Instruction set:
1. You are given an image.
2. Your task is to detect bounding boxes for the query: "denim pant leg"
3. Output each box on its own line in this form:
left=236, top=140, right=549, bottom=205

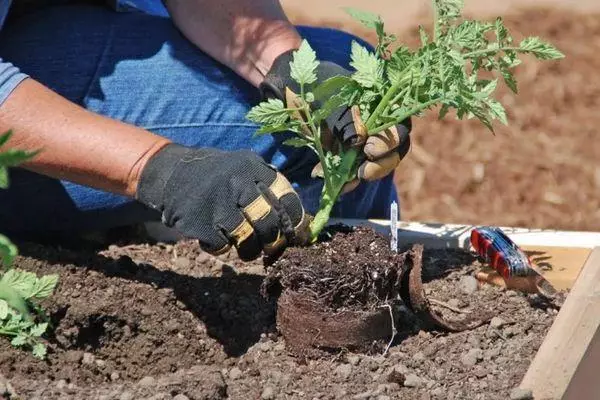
left=0, top=4, right=397, bottom=234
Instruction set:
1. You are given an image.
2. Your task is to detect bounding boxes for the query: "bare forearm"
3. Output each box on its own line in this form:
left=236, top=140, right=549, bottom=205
left=164, top=0, right=302, bottom=87
left=0, top=78, right=171, bottom=197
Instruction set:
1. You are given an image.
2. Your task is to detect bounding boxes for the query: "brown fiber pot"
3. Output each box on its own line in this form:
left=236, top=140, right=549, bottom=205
left=276, top=290, right=393, bottom=357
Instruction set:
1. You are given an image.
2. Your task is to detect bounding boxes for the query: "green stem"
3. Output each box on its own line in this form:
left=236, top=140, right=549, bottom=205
left=303, top=101, right=335, bottom=197
left=433, top=0, right=440, bottom=41
left=368, top=98, right=442, bottom=134
left=313, top=127, right=334, bottom=196
left=463, top=46, right=523, bottom=58
left=0, top=328, right=18, bottom=337
left=365, top=64, right=422, bottom=132
left=309, top=148, right=359, bottom=240
left=389, top=87, right=410, bottom=109
left=310, top=195, right=336, bottom=240
left=365, top=81, right=402, bottom=131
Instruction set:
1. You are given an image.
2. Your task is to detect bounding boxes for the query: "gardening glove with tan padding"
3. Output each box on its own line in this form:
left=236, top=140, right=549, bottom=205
left=136, top=143, right=311, bottom=261
left=259, top=49, right=412, bottom=191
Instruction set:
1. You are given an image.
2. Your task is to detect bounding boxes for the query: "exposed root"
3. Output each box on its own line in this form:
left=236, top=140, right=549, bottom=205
left=263, top=226, right=409, bottom=312
left=380, top=302, right=397, bottom=357
left=429, top=298, right=471, bottom=314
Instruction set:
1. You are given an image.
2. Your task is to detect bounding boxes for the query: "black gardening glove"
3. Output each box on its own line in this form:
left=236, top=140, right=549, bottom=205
left=136, top=144, right=310, bottom=261
left=259, top=49, right=412, bottom=190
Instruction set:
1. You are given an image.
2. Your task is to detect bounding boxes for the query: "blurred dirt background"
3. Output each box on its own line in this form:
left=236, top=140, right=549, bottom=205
left=284, top=3, right=600, bottom=232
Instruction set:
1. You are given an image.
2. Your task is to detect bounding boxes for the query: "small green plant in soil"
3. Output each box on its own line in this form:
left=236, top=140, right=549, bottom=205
left=247, top=0, right=564, bottom=240
left=0, top=129, right=57, bottom=359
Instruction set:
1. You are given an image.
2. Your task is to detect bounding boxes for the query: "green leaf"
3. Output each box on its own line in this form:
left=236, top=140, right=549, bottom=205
left=436, top=0, right=464, bottom=21
left=246, top=99, right=289, bottom=126
left=342, top=7, right=395, bottom=58
left=283, top=138, right=311, bottom=148
left=359, top=90, right=380, bottom=105
left=0, top=167, right=7, bottom=189
left=31, top=274, right=58, bottom=299
left=313, top=95, right=346, bottom=123
left=470, top=106, right=494, bottom=132
left=312, top=76, right=352, bottom=102
left=480, top=79, right=498, bottom=98
left=29, top=322, right=48, bottom=337
left=0, top=149, right=38, bottom=168
left=0, top=147, right=37, bottom=189
left=387, top=47, right=413, bottom=84
left=343, top=7, right=382, bottom=29
left=488, top=99, right=508, bottom=125
left=501, top=67, right=518, bottom=93
left=494, top=17, right=508, bottom=42
left=438, top=104, right=451, bottom=120
left=0, top=234, right=17, bottom=266
left=327, top=153, right=342, bottom=168
left=290, top=40, right=319, bottom=86
left=419, top=25, right=429, bottom=46
left=253, top=124, right=295, bottom=136
left=0, top=281, right=30, bottom=319
left=0, top=299, right=8, bottom=319
left=11, top=334, right=27, bottom=347
left=1, top=269, right=37, bottom=298
left=349, top=41, right=381, bottom=88
left=0, top=130, right=13, bottom=148
left=519, top=37, right=565, bottom=60
left=32, top=343, right=47, bottom=359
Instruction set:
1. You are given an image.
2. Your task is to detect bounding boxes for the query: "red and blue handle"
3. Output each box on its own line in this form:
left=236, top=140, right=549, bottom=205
left=470, top=226, right=535, bottom=280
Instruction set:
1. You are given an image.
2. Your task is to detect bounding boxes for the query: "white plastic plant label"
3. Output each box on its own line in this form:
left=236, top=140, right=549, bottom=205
left=390, top=201, right=398, bottom=252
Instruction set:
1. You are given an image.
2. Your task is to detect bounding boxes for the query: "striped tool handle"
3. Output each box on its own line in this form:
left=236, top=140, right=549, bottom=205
left=470, top=226, right=557, bottom=296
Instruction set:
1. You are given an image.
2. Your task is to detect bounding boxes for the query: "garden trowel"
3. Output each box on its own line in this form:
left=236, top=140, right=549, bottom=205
left=470, top=226, right=558, bottom=298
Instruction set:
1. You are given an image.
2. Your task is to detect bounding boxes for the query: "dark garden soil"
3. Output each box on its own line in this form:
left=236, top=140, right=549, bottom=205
left=0, top=225, right=564, bottom=400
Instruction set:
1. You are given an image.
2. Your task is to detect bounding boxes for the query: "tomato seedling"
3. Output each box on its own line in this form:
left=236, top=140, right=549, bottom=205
left=247, top=0, right=564, bottom=240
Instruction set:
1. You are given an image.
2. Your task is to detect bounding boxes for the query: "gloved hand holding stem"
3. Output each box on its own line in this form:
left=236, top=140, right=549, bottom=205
left=247, top=0, right=563, bottom=240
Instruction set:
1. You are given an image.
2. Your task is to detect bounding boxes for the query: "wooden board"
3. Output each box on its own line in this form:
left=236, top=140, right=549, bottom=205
left=520, top=247, right=600, bottom=399
left=521, top=246, right=591, bottom=290
left=561, top=325, right=600, bottom=400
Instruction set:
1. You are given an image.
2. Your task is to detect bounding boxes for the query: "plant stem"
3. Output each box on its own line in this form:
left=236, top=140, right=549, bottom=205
left=312, top=128, right=334, bottom=196
left=365, top=81, right=402, bottom=131
left=310, top=194, right=336, bottom=240
left=433, top=0, right=440, bottom=41
left=389, top=87, right=410, bottom=110
left=463, top=46, right=523, bottom=58
left=309, top=148, right=359, bottom=240
left=304, top=103, right=335, bottom=197
left=368, top=98, right=442, bottom=134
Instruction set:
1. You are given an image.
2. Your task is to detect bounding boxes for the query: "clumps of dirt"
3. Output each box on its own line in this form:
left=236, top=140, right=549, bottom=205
left=0, top=238, right=272, bottom=399
left=263, top=225, right=408, bottom=312
left=421, top=249, right=564, bottom=328
left=0, top=233, right=566, bottom=400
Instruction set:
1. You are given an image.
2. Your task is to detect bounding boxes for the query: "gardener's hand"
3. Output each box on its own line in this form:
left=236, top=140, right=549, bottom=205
left=136, top=144, right=310, bottom=260
left=259, top=49, right=412, bottom=191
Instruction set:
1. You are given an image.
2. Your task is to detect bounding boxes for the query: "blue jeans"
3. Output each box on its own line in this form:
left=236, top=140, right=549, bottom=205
left=0, top=4, right=397, bottom=234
